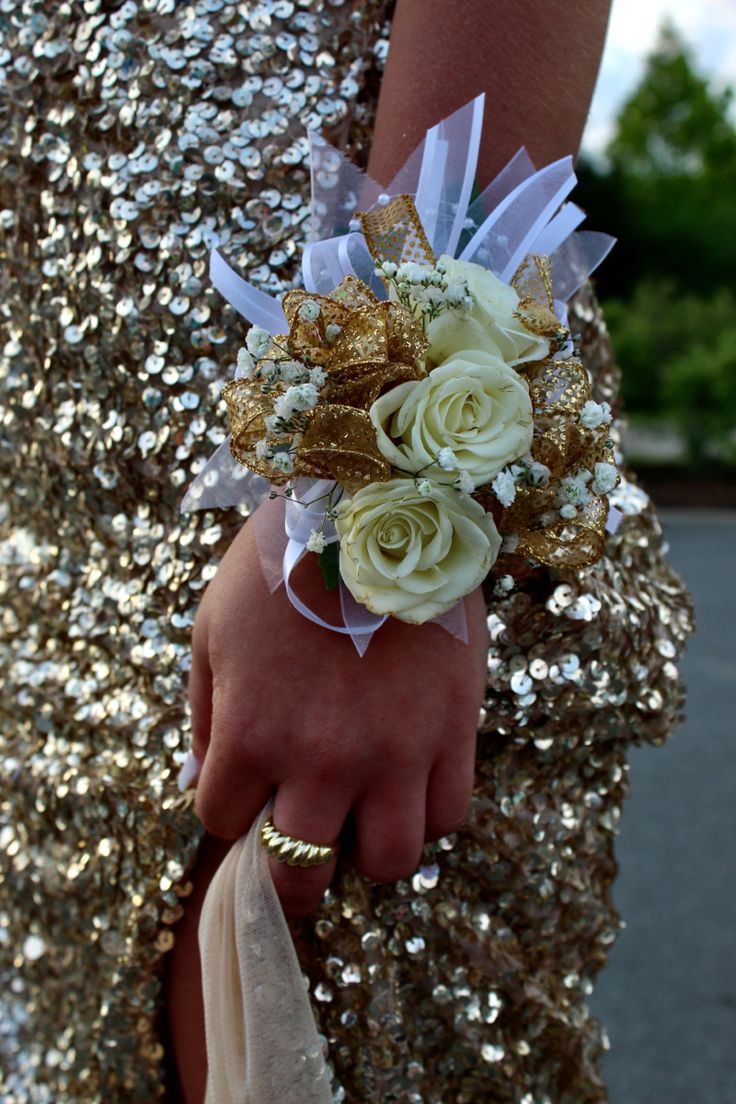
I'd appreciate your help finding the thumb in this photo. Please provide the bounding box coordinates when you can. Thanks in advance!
[179,619,212,791]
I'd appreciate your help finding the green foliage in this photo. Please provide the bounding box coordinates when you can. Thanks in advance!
[607,23,736,177]
[575,24,736,297]
[577,21,736,466]
[666,324,736,465]
[604,282,736,464]
[318,541,340,590]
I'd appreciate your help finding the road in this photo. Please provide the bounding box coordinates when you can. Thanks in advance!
[591,511,736,1104]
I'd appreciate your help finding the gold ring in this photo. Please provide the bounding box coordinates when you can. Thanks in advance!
[260,814,339,868]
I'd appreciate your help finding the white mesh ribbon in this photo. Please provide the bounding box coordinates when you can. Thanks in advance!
[199,802,333,1104]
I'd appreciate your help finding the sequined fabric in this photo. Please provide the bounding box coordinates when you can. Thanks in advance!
[0,1,390,1098]
[0,3,693,1103]
[289,288,694,1103]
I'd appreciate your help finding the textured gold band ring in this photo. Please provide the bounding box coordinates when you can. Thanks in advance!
[260,814,339,868]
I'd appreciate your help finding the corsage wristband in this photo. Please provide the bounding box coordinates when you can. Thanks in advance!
[182,95,620,653]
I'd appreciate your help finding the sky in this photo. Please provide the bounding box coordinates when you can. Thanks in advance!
[581,0,736,155]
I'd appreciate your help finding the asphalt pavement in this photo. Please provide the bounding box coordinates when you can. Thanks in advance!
[590,511,736,1104]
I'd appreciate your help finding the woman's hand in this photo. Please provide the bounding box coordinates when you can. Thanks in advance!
[188,496,489,919]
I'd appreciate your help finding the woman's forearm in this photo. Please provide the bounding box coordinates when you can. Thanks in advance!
[368,0,612,189]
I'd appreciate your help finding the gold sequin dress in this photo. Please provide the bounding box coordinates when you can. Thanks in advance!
[0,2,693,1102]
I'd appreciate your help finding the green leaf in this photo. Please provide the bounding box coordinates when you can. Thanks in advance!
[318,542,341,591]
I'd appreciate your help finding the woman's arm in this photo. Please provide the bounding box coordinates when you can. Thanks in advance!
[369,0,612,188]
[188,2,614,923]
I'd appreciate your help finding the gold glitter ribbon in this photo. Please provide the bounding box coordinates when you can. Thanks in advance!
[357,194,436,270]
[512,254,567,342]
[224,276,427,491]
[485,354,614,570]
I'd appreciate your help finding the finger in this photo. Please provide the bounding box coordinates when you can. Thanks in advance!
[195,738,273,840]
[188,617,213,767]
[352,774,427,883]
[268,779,352,919]
[425,734,477,841]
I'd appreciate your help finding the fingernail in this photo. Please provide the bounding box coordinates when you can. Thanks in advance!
[177,750,201,792]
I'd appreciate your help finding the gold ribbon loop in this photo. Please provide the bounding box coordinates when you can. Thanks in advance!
[357,194,436,271]
[224,276,427,489]
[298,406,392,490]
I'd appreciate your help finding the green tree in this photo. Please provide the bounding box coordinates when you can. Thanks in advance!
[576,23,736,295]
[574,24,736,467]
[607,23,736,177]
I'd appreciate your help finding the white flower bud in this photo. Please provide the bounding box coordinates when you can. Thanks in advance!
[397,261,427,284]
[444,282,469,307]
[560,503,578,519]
[457,469,475,494]
[527,461,551,487]
[270,451,294,475]
[579,400,613,429]
[246,326,272,357]
[437,447,459,471]
[299,299,321,322]
[306,529,327,553]
[236,347,256,378]
[559,471,593,506]
[416,478,433,496]
[591,461,618,495]
[274,382,319,419]
[308,367,327,389]
[492,470,517,508]
[277,360,305,383]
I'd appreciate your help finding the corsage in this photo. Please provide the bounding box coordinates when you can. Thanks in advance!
[182,96,619,652]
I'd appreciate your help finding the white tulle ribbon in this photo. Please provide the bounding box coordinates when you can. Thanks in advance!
[282,482,388,656]
[209,247,288,333]
[302,231,382,297]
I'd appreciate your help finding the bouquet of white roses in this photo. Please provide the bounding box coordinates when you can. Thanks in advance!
[183,97,618,648]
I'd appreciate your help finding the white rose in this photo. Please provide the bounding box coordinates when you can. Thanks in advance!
[369,350,534,488]
[336,478,501,624]
[426,255,550,367]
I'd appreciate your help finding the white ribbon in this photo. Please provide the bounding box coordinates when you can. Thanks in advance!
[415,94,485,260]
[209,248,287,333]
[282,481,387,653]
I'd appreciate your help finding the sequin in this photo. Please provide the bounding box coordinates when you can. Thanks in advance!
[0,3,693,1103]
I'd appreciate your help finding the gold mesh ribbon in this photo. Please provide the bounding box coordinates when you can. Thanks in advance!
[357,195,436,270]
[477,355,615,570]
[224,276,427,492]
[512,254,568,342]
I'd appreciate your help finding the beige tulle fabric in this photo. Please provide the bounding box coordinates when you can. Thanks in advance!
[199,802,332,1104]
